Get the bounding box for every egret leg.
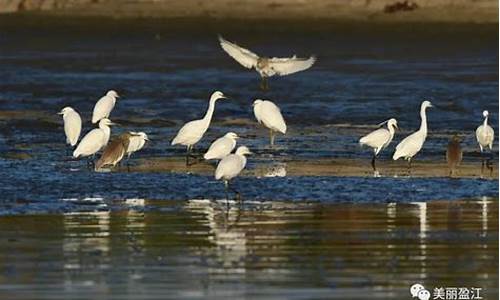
[260,77,269,91]
[269,129,275,147]
[224,181,230,211]
[486,152,493,176]
[480,153,485,177]
[185,146,191,167]
[371,154,377,172]
[407,159,412,176]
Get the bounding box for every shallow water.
[0,18,498,299]
[0,199,497,299]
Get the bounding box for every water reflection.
[0,198,496,299]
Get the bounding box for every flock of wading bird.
[58,36,495,198]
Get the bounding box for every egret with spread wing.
[219,36,316,90]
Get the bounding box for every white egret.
[215,146,252,200]
[253,99,287,146]
[475,110,494,152]
[95,132,137,171]
[73,118,116,159]
[171,91,227,165]
[359,118,398,175]
[58,106,82,147]
[126,131,149,158]
[475,110,494,175]
[204,132,239,160]
[393,100,433,172]
[92,90,119,124]
[219,36,316,90]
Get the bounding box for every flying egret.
[253,99,287,147]
[359,118,398,176]
[215,146,252,201]
[92,90,119,124]
[95,132,138,171]
[126,131,149,158]
[58,106,82,148]
[219,36,316,90]
[446,135,462,177]
[393,100,433,173]
[73,118,116,160]
[204,132,239,160]
[171,91,227,165]
[475,110,494,175]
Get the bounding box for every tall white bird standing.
[215,146,252,201]
[393,100,433,172]
[204,132,239,160]
[171,91,227,165]
[92,90,119,124]
[73,118,116,161]
[475,110,495,175]
[219,36,316,90]
[58,106,82,148]
[475,110,494,152]
[253,99,287,147]
[359,118,398,176]
[126,132,149,159]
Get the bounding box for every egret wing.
[219,36,259,69]
[260,101,287,134]
[74,129,104,157]
[92,95,115,123]
[64,111,82,146]
[205,137,235,160]
[359,128,390,149]
[268,56,316,76]
[215,154,245,180]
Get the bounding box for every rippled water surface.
[0,18,498,299]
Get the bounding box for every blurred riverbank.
[0,0,498,23]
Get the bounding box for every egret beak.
[57,111,64,115]
[110,122,119,126]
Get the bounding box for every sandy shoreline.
[129,156,498,179]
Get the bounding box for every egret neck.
[419,104,429,136]
[201,95,220,130]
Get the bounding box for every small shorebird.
[359,118,398,176]
[393,100,433,173]
[73,118,116,164]
[253,99,287,147]
[92,90,119,124]
[95,132,137,171]
[215,146,252,201]
[475,110,494,175]
[219,36,316,90]
[171,91,227,166]
[58,106,82,148]
[204,132,239,160]
[446,135,462,177]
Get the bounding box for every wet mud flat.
[0,198,497,299]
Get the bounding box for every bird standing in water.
[58,106,82,150]
[253,99,287,147]
[204,132,239,160]
[475,110,495,175]
[171,91,227,166]
[215,146,252,202]
[95,132,138,171]
[92,90,119,124]
[393,100,433,174]
[219,36,316,90]
[359,118,398,176]
[73,118,116,163]
[446,135,462,177]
